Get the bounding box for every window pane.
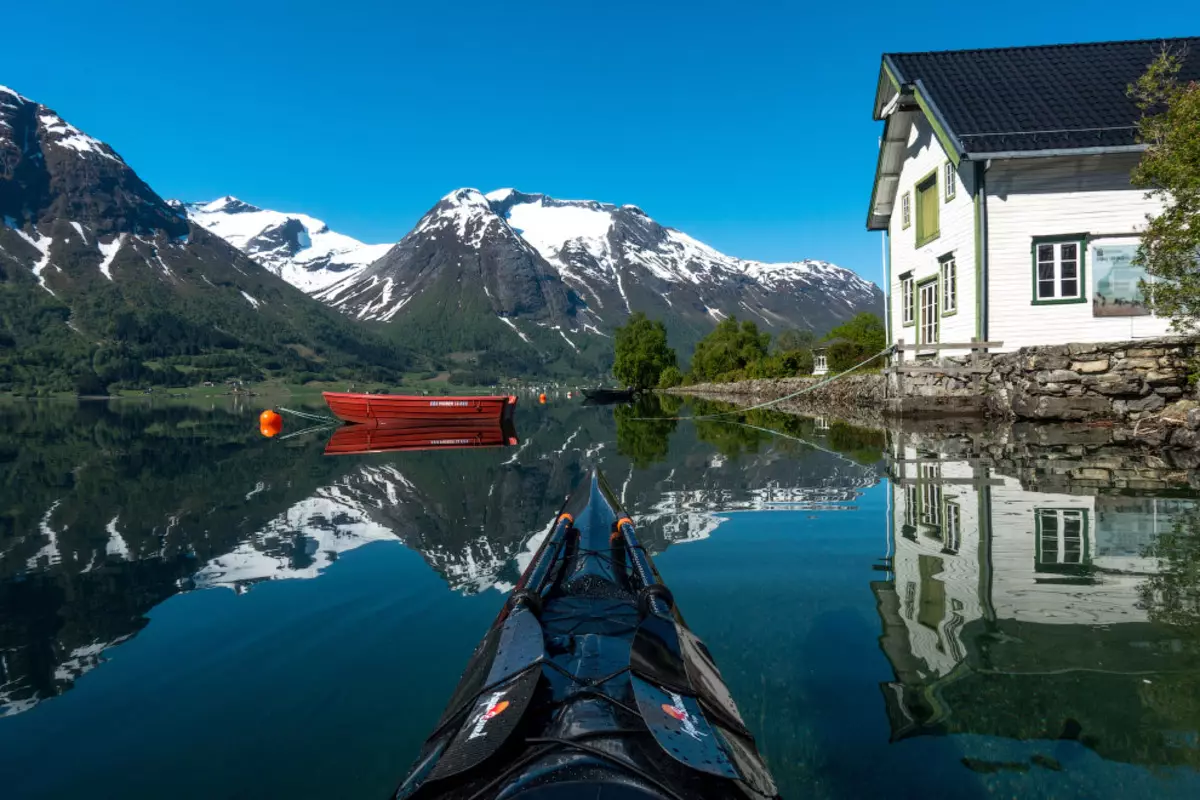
[1038,262,1055,282]
[1061,259,1077,279]
[1039,279,1056,298]
[1061,279,1078,297]
[1037,244,1054,263]
[1061,243,1077,260]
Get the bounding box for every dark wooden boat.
[323,392,517,424]
[581,387,636,405]
[324,419,518,456]
[391,468,778,799]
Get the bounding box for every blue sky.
[1,1,1194,283]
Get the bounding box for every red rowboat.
[324,419,519,456]
[322,392,517,424]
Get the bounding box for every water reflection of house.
[875,440,1198,766]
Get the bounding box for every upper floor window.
[915,172,940,247]
[943,162,956,202]
[1033,236,1086,304]
[901,192,912,230]
[901,273,914,326]
[940,254,957,314]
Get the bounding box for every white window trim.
[901,274,915,326]
[943,162,956,201]
[940,255,957,314]
[1034,240,1084,303]
[901,192,911,229]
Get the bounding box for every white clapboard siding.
[985,154,1173,351]
[888,115,978,355]
[989,481,1151,625]
[887,457,985,677]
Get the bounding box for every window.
[814,352,828,372]
[918,279,939,345]
[943,162,956,201]
[1032,237,1087,304]
[901,192,911,229]
[944,501,961,553]
[901,273,915,326]
[940,254,957,315]
[915,171,939,247]
[1035,508,1090,573]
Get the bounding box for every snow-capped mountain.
[180,197,392,293]
[307,188,882,361]
[0,84,410,386]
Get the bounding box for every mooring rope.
[278,406,336,423]
[640,345,895,421]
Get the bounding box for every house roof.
[883,37,1200,156]
[867,36,1200,230]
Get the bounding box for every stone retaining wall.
[669,374,885,420]
[893,336,1200,425]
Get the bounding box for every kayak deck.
[392,469,778,799]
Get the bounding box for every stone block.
[1071,358,1110,374]
[1127,347,1167,358]
[1082,374,1144,396]
[1036,369,1080,384]
[1071,467,1111,480]
[1157,386,1184,398]
[1012,394,1112,421]
[1127,393,1166,413]
[1068,343,1100,356]
[1116,358,1160,370]
[1145,370,1181,385]
[1029,354,1071,370]
[1190,408,1200,431]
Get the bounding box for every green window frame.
[915,169,940,247]
[1031,234,1088,305]
[901,191,912,230]
[943,161,956,202]
[900,272,915,327]
[916,274,939,346]
[939,252,957,317]
[1034,507,1091,575]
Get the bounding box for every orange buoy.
[538,393,547,404]
[259,409,283,437]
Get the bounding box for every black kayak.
[392,469,778,800]
[582,387,636,405]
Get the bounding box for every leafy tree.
[1138,510,1200,634]
[823,312,887,372]
[657,365,684,388]
[689,317,770,382]
[614,394,679,467]
[1128,49,1200,329]
[613,312,677,391]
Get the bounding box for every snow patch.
[38,111,121,163]
[240,291,262,309]
[105,516,130,560]
[96,235,125,280]
[498,316,532,345]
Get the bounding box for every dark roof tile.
[887,37,1200,154]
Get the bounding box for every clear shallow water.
[0,397,1198,798]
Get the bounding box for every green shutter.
[916,174,939,246]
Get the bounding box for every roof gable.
[886,37,1200,155]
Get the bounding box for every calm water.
[1,396,1199,798]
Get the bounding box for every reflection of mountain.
[0,401,881,718]
[874,435,1200,767]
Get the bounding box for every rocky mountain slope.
[0,84,409,392]
[178,197,391,293]
[191,188,883,374]
[317,189,882,367]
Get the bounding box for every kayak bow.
[393,469,778,800]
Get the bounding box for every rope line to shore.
[638,345,895,422]
[278,406,336,423]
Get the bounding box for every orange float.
[538,393,547,404]
[259,409,283,437]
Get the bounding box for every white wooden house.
[866,37,1200,354]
